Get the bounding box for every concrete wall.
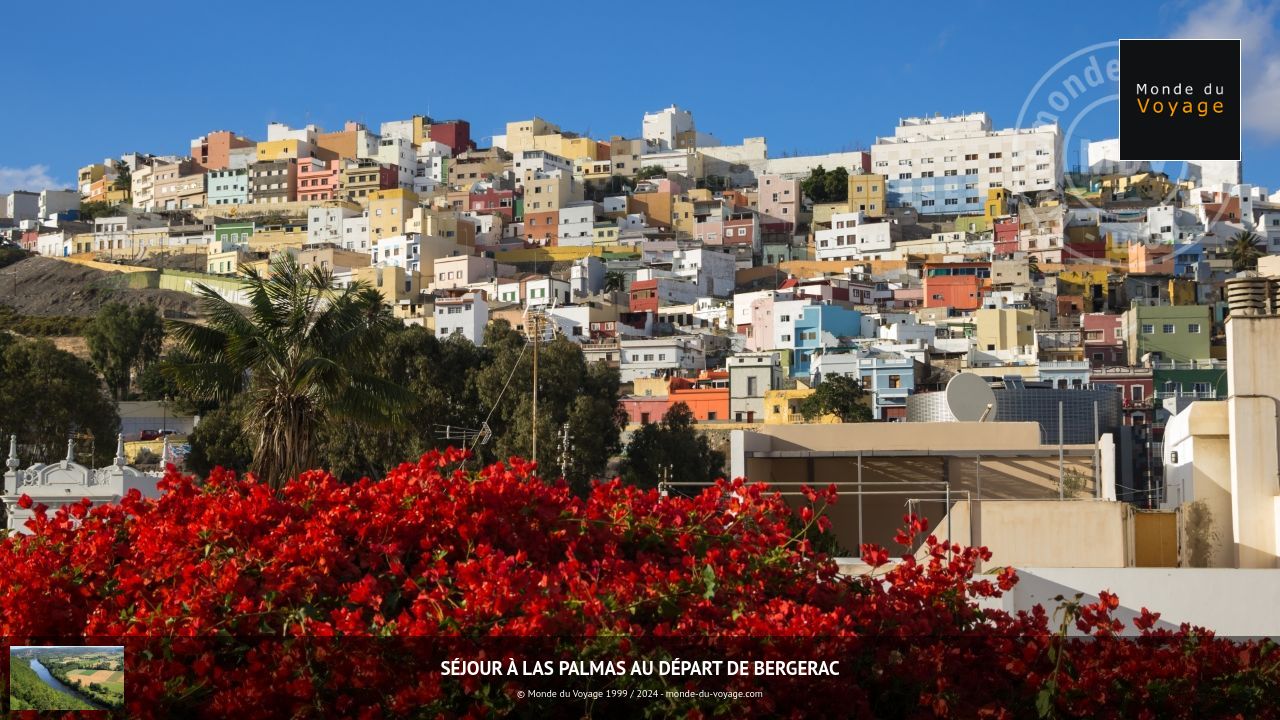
[1162,401,1234,567]
[1226,314,1280,567]
[991,567,1280,636]
[932,499,1135,568]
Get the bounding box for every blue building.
[810,350,917,420]
[792,304,863,376]
[885,173,983,214]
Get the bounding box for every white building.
[4,191,38,222]
[728,351,783,422]
[1085,139,1150,176]
[38,189,79,219]
[434,292,489,344]
[341,212,371,253]
[672,247,736,298]
[814,215,899,261]
[642,105,697,151]
[557,202,597,246]
[1,436,161,534]
[374,234,423,272]
[92,213,166,253]
[871,113,1061,215]
[619,335,707,382]
[308,204,361,246]
[432,254,497,291]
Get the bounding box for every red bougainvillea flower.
[0,449,1275,719]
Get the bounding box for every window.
[988,152,1002,159]
[1132,386,1144,402]
[944,169,957,176]
[1114,327,1123,339]
[1162,324,1175,334]
[920,171,934,178]
[888,374,901,388]
[707,412,718,421]
[989,167,1002,174]
[964,154,978,161]
[921,199,935,207]
[944,198,958,205]
[1194,382,1211,395]
[1141,324,1154,334]
[898,173,911,180]
[1188,323,1202,333]
[965,168,978,175]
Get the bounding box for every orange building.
[922,261,989,310]
[669,372,730,422]
[524,210,559,245]
[191,130,255,170]
[1128,242,1176,274]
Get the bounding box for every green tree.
[801,165,850,204]
[0,334,119,465]
[165,254,408,488]
[620,402,724,490]
[1227,230,1265,271]
[319,326,485,481]
[85,302,165,400]
[797,374,873,423]
[77,201,119,223]
[184,399,255,476]
[471,320,624,493]
[603,271,626,294]
[635,165,668,181]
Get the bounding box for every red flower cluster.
[0,450,1276,719]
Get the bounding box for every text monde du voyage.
[1134,82,1229,118]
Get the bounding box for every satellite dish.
[945,373,997,422]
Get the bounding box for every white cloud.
[0,164,66,194]
[1172,0,1280,139]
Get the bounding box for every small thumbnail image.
[9,645,124,711]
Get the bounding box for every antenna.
[945,373,997,421]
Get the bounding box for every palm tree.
[165,254,409,488]
[1227,230,1265,271]
[603,271,625,294]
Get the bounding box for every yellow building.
[78,163,109,196]
[256,139,312,162]
[593,223,620,245]
[974,308,1042,352]
[846,173,886,217]
[248,223,308,254]
[1056,266,1110,296]
[504,118,562,156]
[368,188,419,241]
[1099,172,1174,202]
[984,188,1012,220]
[763,384,840,425]
[354,264,424,306]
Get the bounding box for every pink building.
[745,296,776,351]
[297,159,339,202]
[1082,313,1126,367]
[757,174,800,232]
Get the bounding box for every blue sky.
[3,0,1278,193]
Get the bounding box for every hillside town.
[3,104,1280,584]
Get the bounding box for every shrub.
[0,451,1275,718]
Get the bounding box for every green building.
[1152,359,1228,401]
[213,221,255,248]
[1123,305,1212,365]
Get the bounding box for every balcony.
[1151,359,1225,371]
[1153,388,1219,400]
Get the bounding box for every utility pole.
[559,422,571,479]
[530,309,541,467]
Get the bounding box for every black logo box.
[1119,38,1241,161]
